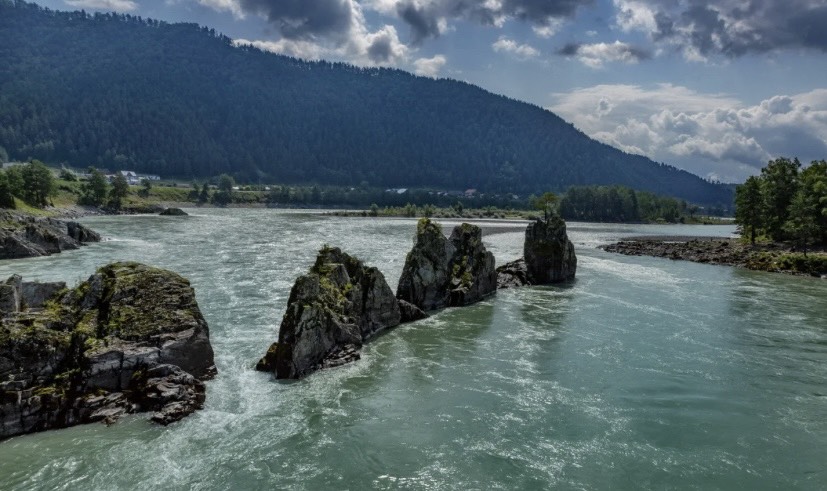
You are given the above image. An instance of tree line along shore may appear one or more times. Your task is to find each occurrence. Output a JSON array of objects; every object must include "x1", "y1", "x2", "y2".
[{"x1": 0, "y1": 160, "x2": 728, "y2": 224}]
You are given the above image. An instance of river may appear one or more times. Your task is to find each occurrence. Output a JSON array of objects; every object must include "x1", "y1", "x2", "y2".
[{"x1": 0, "y1": 209, "x2": 825, "y2": 490}]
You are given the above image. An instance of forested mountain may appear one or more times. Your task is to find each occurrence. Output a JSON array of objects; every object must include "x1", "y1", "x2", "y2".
[{"x1": 0, "y1": 0, "x2": 732, "y2": 206}]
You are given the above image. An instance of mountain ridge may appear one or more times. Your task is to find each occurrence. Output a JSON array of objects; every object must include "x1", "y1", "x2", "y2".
[{"x1": 0, "y1": 0, "x2": 733, "y2": 206}]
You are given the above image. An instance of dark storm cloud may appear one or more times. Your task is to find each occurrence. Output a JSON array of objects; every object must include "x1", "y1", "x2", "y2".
[
  {"x1": 393, "y1": 0, "x2": 593, "y2": 42},
  {"x1": 634, "y1": 0, "x2": 827, "y2": 56},
  {"x1": 237, "y1": 0, "x2": 354, "y2": 40}
]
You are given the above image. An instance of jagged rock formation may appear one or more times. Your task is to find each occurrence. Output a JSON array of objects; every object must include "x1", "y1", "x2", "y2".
[
  {"x1": 257, "y1": 246, "x2": 423, "y2": 379},
  {"x1": 0, "y1": 211, "x2": 101, "y2": 260},
  {"x1": 396, "y1": 219, "x2": 497, "y2": 311},
  {"x1": 159, "y1": 208, "x2": 188, "y2": 216},
  {"x1": 497, "y1": 215, "x2": 577, "y2": 288},
  {"x1": 0, "y1": 262, "x2": 215, "y2": 440}
]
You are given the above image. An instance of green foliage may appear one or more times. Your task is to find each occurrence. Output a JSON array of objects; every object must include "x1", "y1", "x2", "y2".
[
  {"x1": 559, "y1": 185, "x2": 685, "y2": 223},
  {"x1": 735, "y1": 176, "x2": 763, "y2": 244},
  {"x1": 108, "y1": 173, "x2": 129, "y2": 209},
  {"x1": 59, "y1": 167, "x2": 77, "y2": 181},
  {"x1": 530, "y1": 192, "x2": 558, "y2": 220},
  {"x1": 138, "y1": 178, "x2": 151, "y2": 197},
  {"x1": 20, "y1": 160, "x2": 56, "y2": 207},
  {"x1": 0, "y1": 1, "x2": 732, "y2": 206},
  {"x1": 0, "y1": 145, "x2": 8, "y2": 163},
  {"x1": 734, "y1": 158, "x2": 827, "y2": 246},
  {"x1": 761, "y1": 157, "x2": 800, "y2": 241},
  {"x1": 78, "y1": 168, "x2": 109, "y2": 206},
  {"x1": 368, "y1": 203, "x2": 379, "y2": 217},
  {"x1": 0, "y1": 171, "x2": 16, "y2": 208}
]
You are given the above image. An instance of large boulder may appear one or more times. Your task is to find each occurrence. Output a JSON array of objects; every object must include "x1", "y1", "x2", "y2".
[
  {"x1": 0, "y1": 262, "x2": 215, "y2": 440},
  {"x1": 259, "y1": 246, "x2": 402, "y2": 379},
  {"x1": 524, "y1": 215, "x2": 577, "y2": 284},
  {"x1": 496, "y1": 216, "x2": 577, "y2": 288},
  {"x1": 396, "y1": 219, "x2": 496, "y2": 311}
]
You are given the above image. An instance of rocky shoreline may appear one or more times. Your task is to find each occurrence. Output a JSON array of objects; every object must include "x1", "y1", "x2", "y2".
[
  {"x1": 0, "y1": 262, "x2": 216, "y2": 440},
  {"x1": 0, "y1": 211, "x2": 101, "y2": 260},
  {"x1": 601, "y1": 237, "x2": 827, "y2": 277}
]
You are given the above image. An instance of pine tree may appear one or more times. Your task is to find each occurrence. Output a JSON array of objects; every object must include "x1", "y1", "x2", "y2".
[{"x1": 735, "y1": 176, "x2": 763, "y2": 244}]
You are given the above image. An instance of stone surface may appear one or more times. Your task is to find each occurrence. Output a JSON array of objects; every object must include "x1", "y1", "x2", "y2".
[
  {"x1": 396, "y1": 219, "x2": 496, "y2": 311},
  {"x1": 21, "y1": 281, "x2": 66, "y2": 310},
  {"x1": 0, "y1": 211, "x2": 100, "y2": 260},
  {"x1": 496, "y1": 258, "x2": 531, "y2": 289},
  {"x1": 259, "y1": 246, "x2": 402, "y2": 379},
  {"x1": 0, "y1": 262, "x2": 215, "y2": 440},
  {"x1": 398, "y1": 299, "x2": 428, "y2": 323},
  {"x1": 159, "y1": 207, "x2": 188, "y2": 216},
  {"x1": 523, "y1": 215, "x2": 577, "y2": 284}
]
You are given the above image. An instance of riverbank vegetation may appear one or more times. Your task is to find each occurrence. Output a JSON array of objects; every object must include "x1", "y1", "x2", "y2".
[{"x1": 735, "y1": 158, "x2": 827, "y2": 252}]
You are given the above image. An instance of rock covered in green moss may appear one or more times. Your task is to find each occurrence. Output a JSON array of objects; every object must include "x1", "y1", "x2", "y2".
[
  {"x1": 258, "y1": 246, "x2": 402, "y2": 379},
  {"x1": 0, "y1": 262, "x2": 215, "y2": 440},
  {"x1": 0, "y1": 211, "x2": 101, "y2": 260},
  {"x1": 396, "y1": 219, "x2": 496, "y2": 311}
]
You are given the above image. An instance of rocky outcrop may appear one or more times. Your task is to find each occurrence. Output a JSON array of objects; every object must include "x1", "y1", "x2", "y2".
[
  {"x1": 0, "y1": 211, "x2": 101, "y2": 260},
  {"x1": 159, "y1": 208, "x2": 188, "y2": 216},
  {"x1": 496, "y1": 216, "x2": 577, "y2": 288},
  {"x1": 0, "y1": 262, "x2": 215, "y2": 440},
  {"x1": 257, "y1": 246, "x2": 405, "y2": 379},
  {"x1": 396, "y1": 219, "x2": 497, "y2": 311}
]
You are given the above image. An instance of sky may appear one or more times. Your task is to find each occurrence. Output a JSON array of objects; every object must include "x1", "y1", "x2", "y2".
[{"x1": 34, "y1": 0, "x2": 827, "y2": 183}]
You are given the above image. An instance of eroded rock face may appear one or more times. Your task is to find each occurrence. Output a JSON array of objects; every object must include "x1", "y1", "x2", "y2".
[
  {"x1": 524, "y1": 215, "x2": 577, "y2": 284},
  {"x1": 0, "y1": 211, "x2": 100, "y2": 260},
  {"x1": 0, "y1": 262, "x2": 215, "y2": 440},
  {"x1": 496, "y1": 216, "x2": 577, "y2": 288},
  {"x1": 396, "y1": 219, "x2": 496, "y2": 311},
  {"x1": 260, "y1": 246, "x2": 401, "y2": 379}
]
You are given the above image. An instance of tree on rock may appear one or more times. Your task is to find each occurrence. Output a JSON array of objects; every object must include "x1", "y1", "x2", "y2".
[{"x1": 531, "y1": 192, "x2": 558, "y2": 220}]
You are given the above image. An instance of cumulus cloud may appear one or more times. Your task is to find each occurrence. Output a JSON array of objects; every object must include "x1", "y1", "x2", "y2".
[
  {"x1": 196, "y1": 0, "x2": 245, "y2": 19},
  {"x1": 382, "y1": 0, "x2": 592, "y2": 43},
  {"x1": 64, "y1": 0, "x2": 137, "y2": 12},
  {"x1": 413, "y1": 54, "x2": 446, "y2": 76},
  {"x1": 613, "y1": 0, "x2": 827, "y2": 60},
  {"x1": 557, "y1": 41, "x2": 650, "y2": 67},
  {"x1": 492, "y1": 36, "x2": 540, "y2": 59},
  {"x1": 551, "y1": 84, "x2": 827, "y2": 181},
  {"x1": 228, "y1": 0, "x2": 409, "y2": 66}
]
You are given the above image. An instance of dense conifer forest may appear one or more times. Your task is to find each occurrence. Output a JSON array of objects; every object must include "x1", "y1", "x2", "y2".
[{"x1": 0, "y1": 0, "x2": 732, "y2": 206}]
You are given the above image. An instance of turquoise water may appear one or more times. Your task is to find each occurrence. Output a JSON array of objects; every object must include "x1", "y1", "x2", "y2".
[{"x1": 0, "y1": 209, "x2": 825, "y2": 490}]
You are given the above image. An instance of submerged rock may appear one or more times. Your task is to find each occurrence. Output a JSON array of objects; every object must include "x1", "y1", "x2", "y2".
[
  {"x1": 0, "y1": 211, "x2": 100, "y2": 260},
  {"x1": 0, "y1": 262, "x2": 215, "y2": 440},
  {"x1": 396, "y1": 219, "x2": 496, "y2": 311},
  {"x1": 259, "y1": 246, "x2": 401, "y2": 379},
  {"x1": 160, "y1": 208, "x2": 188, "y2": 216},
  {"x1": 496, "y1": 215, "x2": 577, "y2": 288}
]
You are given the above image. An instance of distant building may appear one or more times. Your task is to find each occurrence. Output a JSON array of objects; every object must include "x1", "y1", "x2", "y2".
[
  {"x1": 464, "y1": 188, "x2": 477, "y2": 197},
  {"x1": 115, "y1": 170, "x2": 161, "y2": 185},
  {"x1": 385, "y1": 188, "x2": 408, "y2": 194}
]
